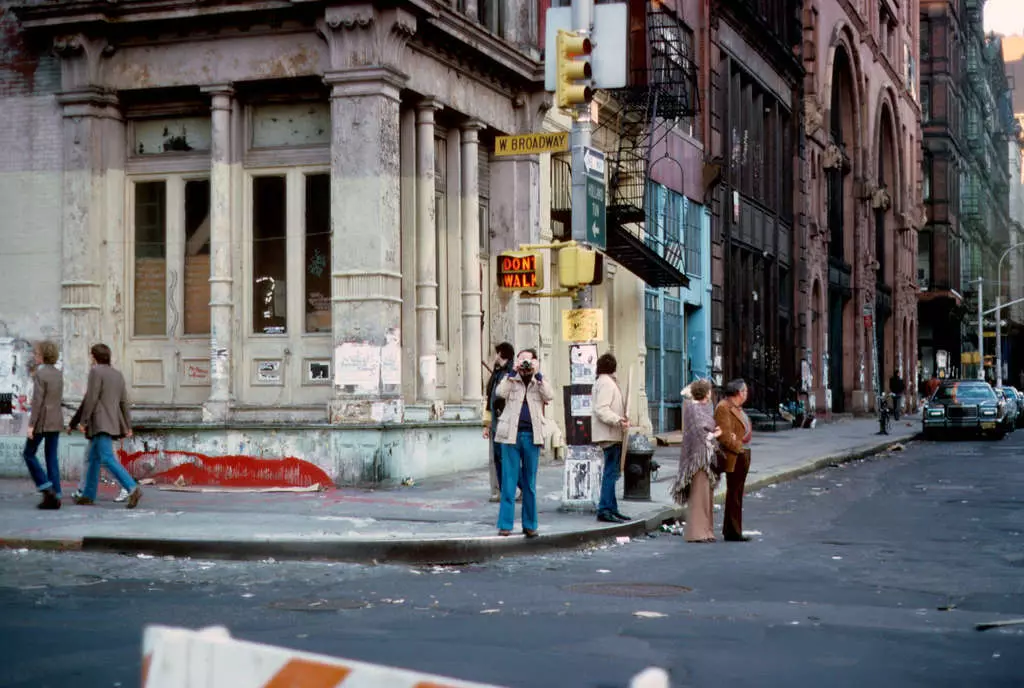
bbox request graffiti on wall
[116,448,333,488]
[0,337,34,435]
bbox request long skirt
[684,470,715,542]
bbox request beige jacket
[494,373,555,446]
[79,364,132,440]
[591,373,626,444]
[29,364,64,433]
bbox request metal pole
[995,241,1024,389]
[977,276,984,381]
[570,0,594,316]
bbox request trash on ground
[596,569,611,574]
[138,478,157,485]
[743,530,763,536]
[480,609,501,614]
[136,553,154,560]
[616,536,631,544]
[976,618,1024,631]
[241,593,254,598]
[890,443,905,451]
[832,556,843,560]
[633,611,668,619]
[401,477,415,487]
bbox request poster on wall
[570,393,592,417]
[569,343,598,385]
[561,444,603,508]
[256,360,282,384]
[334,343,381,394]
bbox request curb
[1,435,914,565]
[80,504,685,566]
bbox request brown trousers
[723,449,751,539]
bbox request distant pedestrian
[494,349,554,537]
[72,344,142,509]
[22,340,63,510]
[483,342,516,502]
[591,353,631,524]
[889,372,905,420]
[671,379,722,542]
[714,379,752,542]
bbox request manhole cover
[566,583,692,598]
[267,598,368,612]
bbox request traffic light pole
[569,0,594,312]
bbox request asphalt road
[2,432,1023,688]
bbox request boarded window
[183,180,211,335]
[253,176,288,334]
[305,173,331,333]
[252,103,330,148]
[134,181,167,336]
[134,117,211,155]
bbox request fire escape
[599,3,699,288]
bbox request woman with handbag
[671,379,722,543]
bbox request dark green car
[922,380,1006,440]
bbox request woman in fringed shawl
[671,379,722,543]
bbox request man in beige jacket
[591,353,631,523]
[494,349,554,537]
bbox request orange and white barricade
[141,625,505,688]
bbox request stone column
[461,120,486,402]
[416,99,442,401]
[201,85,235,421]
[318,5,416,423]
[53,35,117,400]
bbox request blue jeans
[497,432,540,531]
[81,434,137,501]
[598,444,621,515]
[23,432,61,497]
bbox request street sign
[562,308,604,342]
[494,131,569,157]
[581,146,606,250]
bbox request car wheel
[923,428,938,441]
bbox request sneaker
[114,488,130,503]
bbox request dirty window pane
[251,104,330,148]
[305,173,331,333]
[134,181,167,337]
[253,176,288,334]
[134,117,211,155]
[183,180,211,336]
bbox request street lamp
[996,240,1024,388]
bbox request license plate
[981,422,996,430]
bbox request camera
[519,359,534,373]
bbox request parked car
[999,386,1022,429]
[922,379,1006,440]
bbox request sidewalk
[0,416,919,564]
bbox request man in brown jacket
[73,343,142,508]
[714,379,752,542]
[22,340,64,509]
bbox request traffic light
[555,30,593,110]
[497,250,544,291]
[558,244,603,288]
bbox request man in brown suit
[714,379,752,542]
[73,343,142,508]
[23,340,64,509]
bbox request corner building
[801,0,923,414]
[0,0,558,484]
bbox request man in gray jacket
[23,340,64,509]
[73,343,142,508]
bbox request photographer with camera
[493,349,554,537]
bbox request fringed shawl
[671,399,719,505]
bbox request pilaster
[320,8,414,422]
[415,98,443,402]
[201,85,235,421]
[54,33,119,397]
[460,120,486,403]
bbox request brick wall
[0,4,62,343]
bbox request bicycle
[877,394,893,435]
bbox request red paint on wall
[116,450,333,488]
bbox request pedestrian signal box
[558,245,603,288]
[497,251,544,291]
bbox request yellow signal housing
[558,245,598,288]
[555,30,593,109]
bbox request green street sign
[582,147,606,250]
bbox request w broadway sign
[494,131,569,157]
